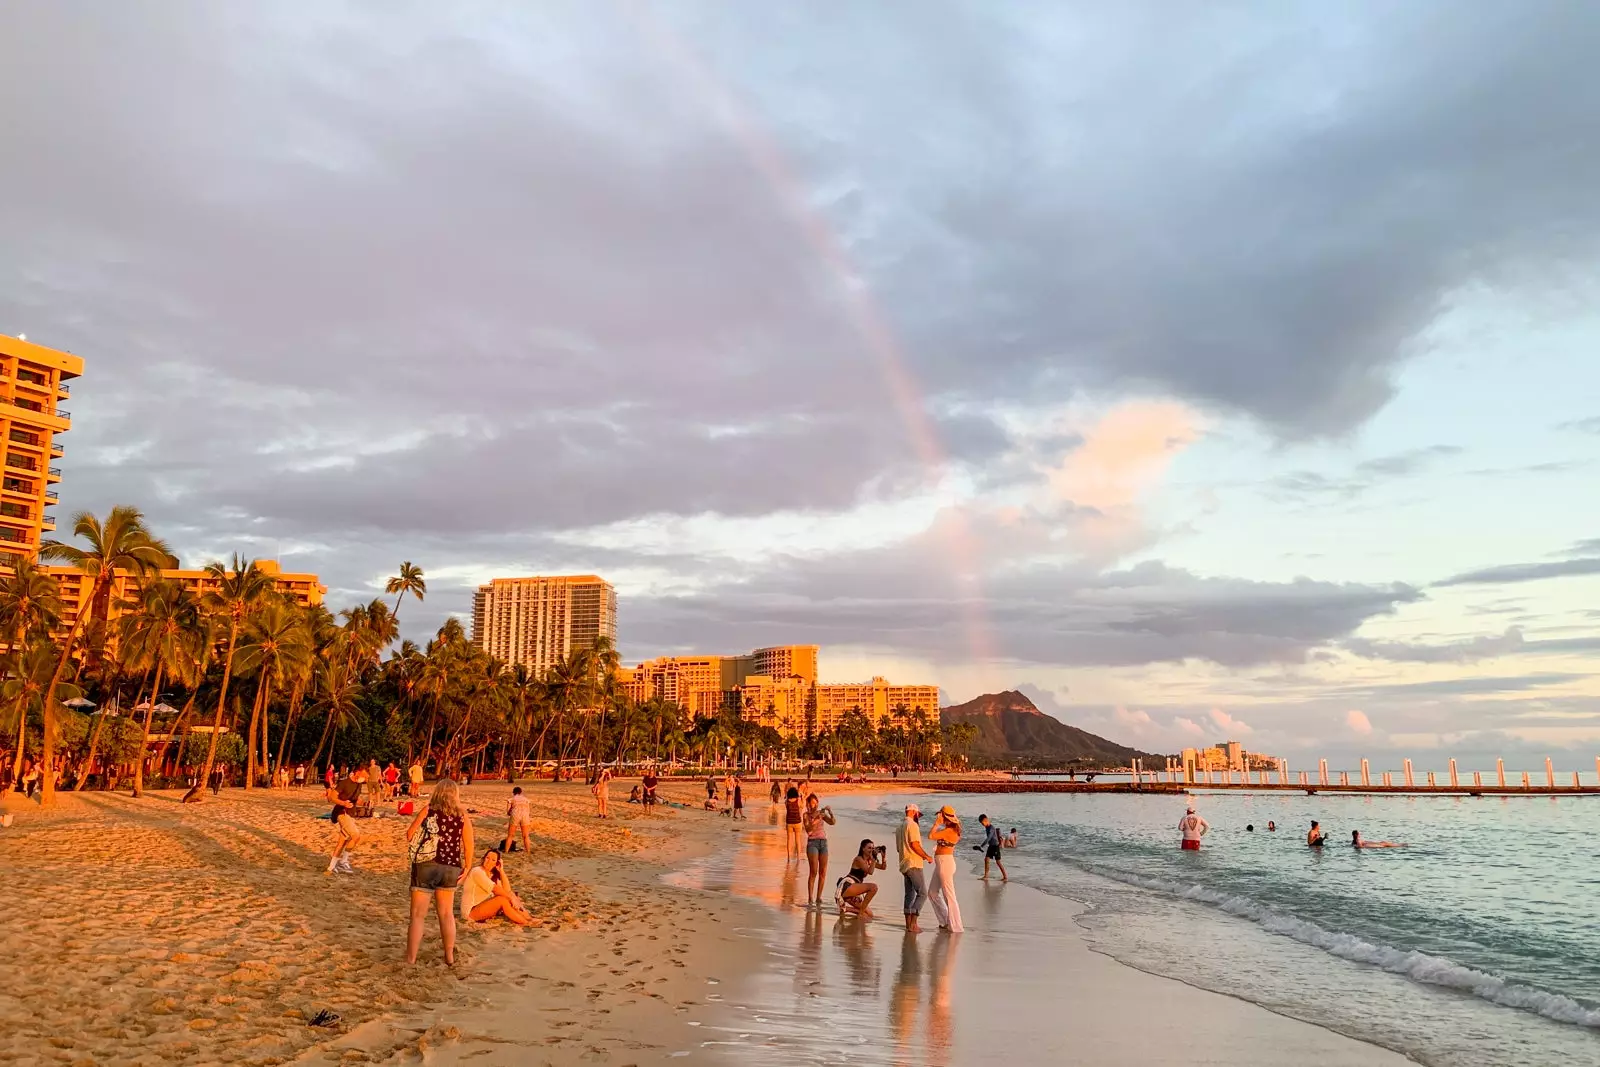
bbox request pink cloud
[1209,707,1252,735]
[1346,709,1373,736]
[1173,716,1205,737]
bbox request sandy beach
[1,779,1417,1066]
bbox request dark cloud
[1269,445,1462,502]
[1436,557,1600,588]
[1337,673,1590,698]
[3,2,1598,662]
[1558,417,1600,434]
[1344,627,1528,664]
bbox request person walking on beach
[1178,806,1209,851]
[326,766,369,874]
[408,759,424,797]
[732,777,745,820]
[705,775,718,808]
[504,785,532,853]
[404,777,471,965]
[593,768,611,818]
[802,794,837,907]
[770,780,782,805]
[978,814,1008,882]
[294,763,306,789]
[383,762,400,799]
[1308,821,1326,848]
[895,804,932,933]
[784,784,805,860]
[927,806,964,932]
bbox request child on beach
[405,777,471,966]
[504,786,532,853]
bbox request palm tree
[37,507,174,806]
[385,561,426,618]
[234,598,312,788]
[3,640,83,787]
[117,579,204,797]
[193,555,276,796]
[0,560,65,782]
[307,660,362,771]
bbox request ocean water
[849,790,1600,1067]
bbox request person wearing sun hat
[895,803,932,932]
[927,804,965,932]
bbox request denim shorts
[806,838,828,858]
[410,862,461,891]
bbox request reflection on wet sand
[890,929,960,1066]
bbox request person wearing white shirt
[1178,807,1209,851]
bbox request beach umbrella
[154,703,181,714]
[134,701,154,712]
[63,697,96,710]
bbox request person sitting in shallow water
[1352,831,1405,849]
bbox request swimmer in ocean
[1352,831,1405,849]
[1307,821,1326,847]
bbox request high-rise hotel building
[0,333,79,564]
[471,575,617,674]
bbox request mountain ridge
[940,689,1164,767]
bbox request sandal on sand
[308,1010,341,1028]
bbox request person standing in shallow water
[927,806,964,932]
[784,785,805,860]
[978,814,1007,882]
[1178,806,1209,851]
[895,804,932,933]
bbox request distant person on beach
[294,763,306,788]
[732,777,745,820]
[383,762,400,799]
[641,771,659,809]
[504,786,533,853]
[1267,821,1276,832]
[838,839,887,918]
[1308,821,1326,848]
[210,765,225,796]
[928,806,964,932]
[628,784,642,804]
[325,766,336,789]
[1004,827,1018,848]
[706,776,718,807]
[803,794,837,907]
[978,814,1007,882]
[785,785,804,860]
[405,777,471,966]
[770,780,782,805]
[462,849,536,926]
[896,804,932,933]
[1246,824,1255,832]
[593,768,611,818]
[326,767,369,874]
[1178,806,1209,851]
[1352,831,1406,849]
[408,760,424,797]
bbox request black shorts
[985,845,1002,861]
[410,862,461,890]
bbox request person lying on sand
[1352,831,1406,849]
[462,849,538,926]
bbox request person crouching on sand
[1178,806,1209,851]
[839,839,887,918]
[462,849,537,926]
[927,805,964,932]
[404,777,471,966]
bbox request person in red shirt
[383,762,401,799]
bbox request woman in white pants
[927,805,964,932]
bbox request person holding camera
[802,793,838,907]
[838,839,887,918]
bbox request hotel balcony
[41,512,55,532]
[50,442,63,458]
[57,382,70,397]
[47,466,61,483]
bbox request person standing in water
[978,814,1008,882]
[1178,806,1209,851]
[1308,821,1326,847]
[927,806,964,932]
[784,784,805,860]
[802,794,837,907]
[895,804,932,933]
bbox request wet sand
[667,802,1414,1066]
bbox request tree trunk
[194,619,241,800]
[40,574,104,806]
[308,706,337,772]
[153,691,197,780]
[274,679,304,776]
[243,675,268,790]
[131,660,166,798]
[8,688,29,787]
[74,709,109,792]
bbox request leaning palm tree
[0,559,65,782]
[192,555,276,797]
[233,597,312,788]
[118,579,205,797]
[385,561,426,618]
[37,507,174,806]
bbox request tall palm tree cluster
[1,508,977,808]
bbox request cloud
[1173,716,1205,737]
[1344,626,1527,663]
[1338,673,1590,698]
[1558,417,1600,434]
[1208,708,1252,735]
[1436,557,1600,588]
[1346,709,1374,736]
[1269,445,1462,503]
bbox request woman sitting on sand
[462,849,537,926]
[404,777,472,966]
[837,839,886,918]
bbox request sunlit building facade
[0,333,79,565]
[46,559,327,635]
[471,574,617,674]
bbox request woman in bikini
[838,839,886,918]
[802,794,837,907]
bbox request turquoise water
[852,790,1600,1067]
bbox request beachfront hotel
[620,643,938,741]
[0,333,78,565]
[471,574,618,674]
[45,559,327,639]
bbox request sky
[3,1,1598,767]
